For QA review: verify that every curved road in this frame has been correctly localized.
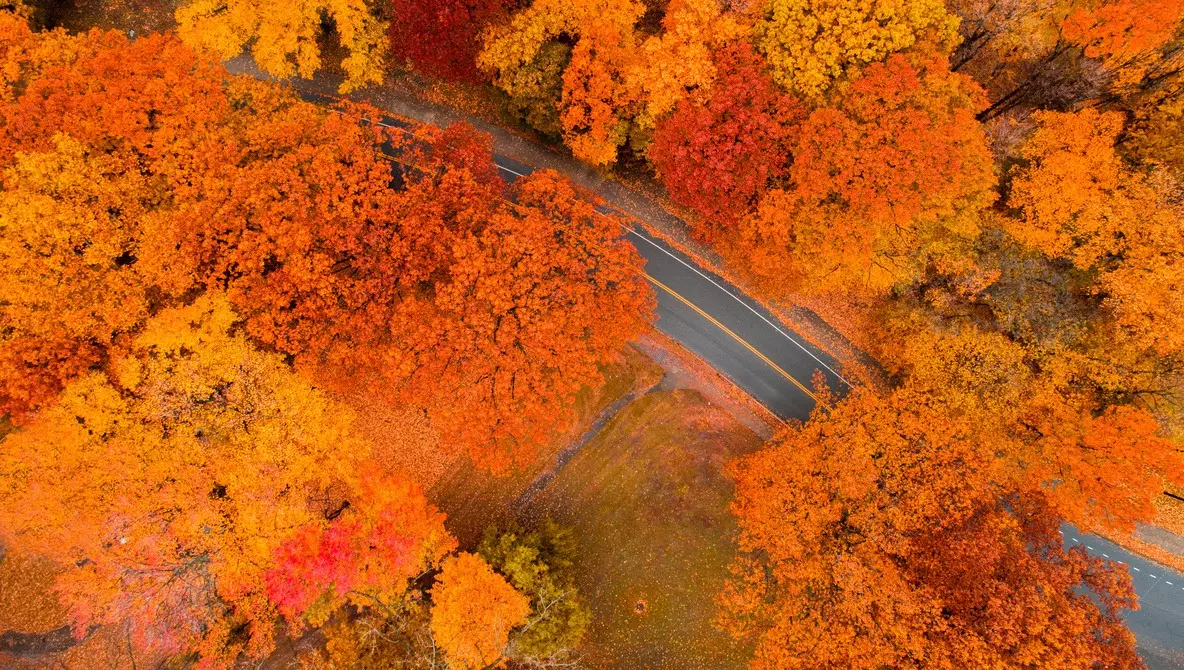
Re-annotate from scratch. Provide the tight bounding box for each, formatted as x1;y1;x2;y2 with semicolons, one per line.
225;56;1183;667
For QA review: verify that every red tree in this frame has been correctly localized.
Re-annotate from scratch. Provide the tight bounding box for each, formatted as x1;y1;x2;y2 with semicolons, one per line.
389;0;510;81
649;43;802;236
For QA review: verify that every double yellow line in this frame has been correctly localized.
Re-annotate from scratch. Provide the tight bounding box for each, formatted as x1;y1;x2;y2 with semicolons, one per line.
644;273;818;403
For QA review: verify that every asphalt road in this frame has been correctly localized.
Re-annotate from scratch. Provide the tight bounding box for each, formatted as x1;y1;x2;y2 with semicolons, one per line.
239;60;1182;666
1061;527;1184;668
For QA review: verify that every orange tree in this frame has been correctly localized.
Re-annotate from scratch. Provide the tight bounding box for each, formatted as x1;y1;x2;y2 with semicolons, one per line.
173;111;653;471
0;20;229;419
729;51;996;297
721;387;1144;669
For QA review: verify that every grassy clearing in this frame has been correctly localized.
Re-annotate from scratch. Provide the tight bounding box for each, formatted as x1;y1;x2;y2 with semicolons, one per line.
429;344;665;546
525;388;763;669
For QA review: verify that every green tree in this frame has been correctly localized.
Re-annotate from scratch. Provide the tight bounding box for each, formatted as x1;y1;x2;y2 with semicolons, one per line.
478;520;592;663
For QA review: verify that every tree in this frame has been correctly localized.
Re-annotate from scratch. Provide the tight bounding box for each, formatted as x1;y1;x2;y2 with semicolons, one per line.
478;0;645;163
170;113;651;471
430;553;531;669
949;0;1184;121
1060;0;1184;91
0;24;230;419
296;522;589;670
626;0;745;132
388;0;510;81
174;0;388;93
559;24;639;165
885;323;1184;535
648;42;802;234
477;521;591;663
501;42;573;137
730;52;996;296
1007;109;1184;357
265;475;457;628
161;80;411;377
720;387;1144;669
1007;108;1130;267
0;295;451;667
400;168;655;470
478;0;644;87
752;0;960;98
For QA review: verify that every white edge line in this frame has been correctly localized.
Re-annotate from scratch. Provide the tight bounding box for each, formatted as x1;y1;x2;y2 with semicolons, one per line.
369;106;854;389
623;229;853;388
496;163;528;178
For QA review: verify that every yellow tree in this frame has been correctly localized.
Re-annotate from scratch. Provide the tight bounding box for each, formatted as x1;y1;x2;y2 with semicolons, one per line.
753;0;960;98
626;0;745;132
479;0;644;164
175;0;388;92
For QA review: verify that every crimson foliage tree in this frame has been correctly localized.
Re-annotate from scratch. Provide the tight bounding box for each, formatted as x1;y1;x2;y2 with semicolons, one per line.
648;43;802;235
389;0;510;81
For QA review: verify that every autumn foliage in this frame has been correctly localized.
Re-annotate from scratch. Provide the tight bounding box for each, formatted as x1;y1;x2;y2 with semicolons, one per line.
0;22;228;418
752;0;960;98
722;389;1146;669
648;43;800;233
389;0;509;81
0;19;652;471
4;1;1184;668
0;17;648;667
729;52;996;294
175;0;388;92
170;105;652;470
430;553;532;669
0;296;452;666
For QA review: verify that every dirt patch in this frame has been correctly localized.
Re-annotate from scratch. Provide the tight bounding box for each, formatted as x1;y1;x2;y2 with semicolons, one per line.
634;331;778;439
0;552;68;634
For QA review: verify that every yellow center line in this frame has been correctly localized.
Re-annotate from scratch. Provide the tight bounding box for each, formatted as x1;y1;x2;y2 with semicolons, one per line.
644;273;818;404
